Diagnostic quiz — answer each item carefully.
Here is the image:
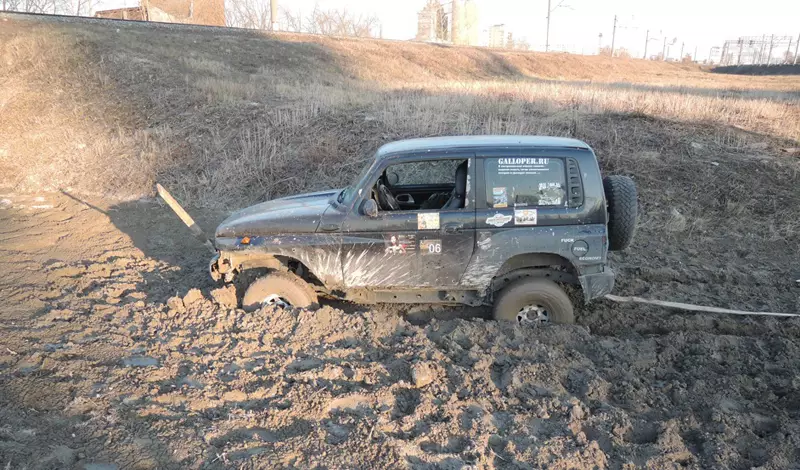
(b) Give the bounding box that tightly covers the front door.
[342,155,476,288]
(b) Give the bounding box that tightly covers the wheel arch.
[490,253,579,293]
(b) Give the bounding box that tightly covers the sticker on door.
[384,234,416,255]
[514,209,538,225]
[420,239,442,255]
[486,213,512,227]
[417,212,440,230]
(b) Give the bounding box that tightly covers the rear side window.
[485,157,566,208]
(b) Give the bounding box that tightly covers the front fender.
[214,235,343,287]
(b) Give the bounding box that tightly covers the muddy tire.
[242,271,318,312]
[492,278,574,324]
[603,175,638,251]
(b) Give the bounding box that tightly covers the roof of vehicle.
[375,135,591,158]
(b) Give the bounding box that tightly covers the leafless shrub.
[303,6,380,38]
[225,0,272,30]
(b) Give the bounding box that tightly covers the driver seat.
[441,161,468,210]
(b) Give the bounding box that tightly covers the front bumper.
[579,268,615,302]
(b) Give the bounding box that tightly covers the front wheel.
[242,271,318,312]
[492,278,574,324]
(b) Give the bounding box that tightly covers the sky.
[103,0,800,61]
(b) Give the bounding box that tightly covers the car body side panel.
[460,224,608,290]
[460,148,611,298]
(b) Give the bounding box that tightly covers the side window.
[371,158,468,212]
[387,160,461,186]
[485,157,566,208]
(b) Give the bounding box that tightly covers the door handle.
[442,223,463,234]
[320,224,339,232]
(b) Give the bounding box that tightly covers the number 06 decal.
[420,239,442,255]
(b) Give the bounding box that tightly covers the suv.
[210,136,638,324]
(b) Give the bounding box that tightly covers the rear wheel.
[492,278,574,324]
[242,271,318,312]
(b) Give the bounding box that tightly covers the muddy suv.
[210,136,638,324]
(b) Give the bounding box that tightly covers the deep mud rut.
[1,191,800,470]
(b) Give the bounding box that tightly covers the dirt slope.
[1,13,799,206]
[1,191,799,469]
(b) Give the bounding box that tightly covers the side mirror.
[362,199,379,218]
[386,170,400,186]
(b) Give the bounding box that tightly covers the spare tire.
[603,175,638,251]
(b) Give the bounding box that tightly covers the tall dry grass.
[1,15,799,217]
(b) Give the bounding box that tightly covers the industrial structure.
[717,34,799,65]
[415,0,478,46]
[95,0,224,26]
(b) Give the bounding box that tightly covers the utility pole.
[736,38,743,65]
[610,15,617,57]
[679,42,684,60]
[546,0,551,52]
[662,36,667,60]
[270,0,278,32]
[795,33,800,64]
[643,29,649,59]
[694,45,697,62]
[545,0,570,53]
[598,32,603,54]
[767,34,774,65]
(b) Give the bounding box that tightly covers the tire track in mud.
[1,192,799,469]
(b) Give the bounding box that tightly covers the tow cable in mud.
[605,294,799,318]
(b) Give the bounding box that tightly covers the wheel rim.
[517,304,549,325]
[262,294,291,309]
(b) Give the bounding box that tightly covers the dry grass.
[1,14,799,216]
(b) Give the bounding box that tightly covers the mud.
[1,190,800,469]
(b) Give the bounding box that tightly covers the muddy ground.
[1,188,800,470]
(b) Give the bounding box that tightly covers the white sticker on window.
[486,213,512,227]
[497,158,550,175]
[417,212,440,230]
[514,209,538,225]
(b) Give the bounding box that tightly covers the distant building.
[416,0,479,46]
[416,0,448,42]
[95,0,224,26]
[489,24,505,48]
[95,6,145,20]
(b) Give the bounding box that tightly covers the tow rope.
[605,294,799,318]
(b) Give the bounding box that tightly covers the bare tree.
[4,0,71,14]
[281,6,302,32]
[304,6,380,38]
[73,0,102,16]
[615,47,632,58]
[514,38,531,51]
[225,0,271,29]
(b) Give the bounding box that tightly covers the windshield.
[337,157,376,206]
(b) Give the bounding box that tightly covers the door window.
[372,158,469,212]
